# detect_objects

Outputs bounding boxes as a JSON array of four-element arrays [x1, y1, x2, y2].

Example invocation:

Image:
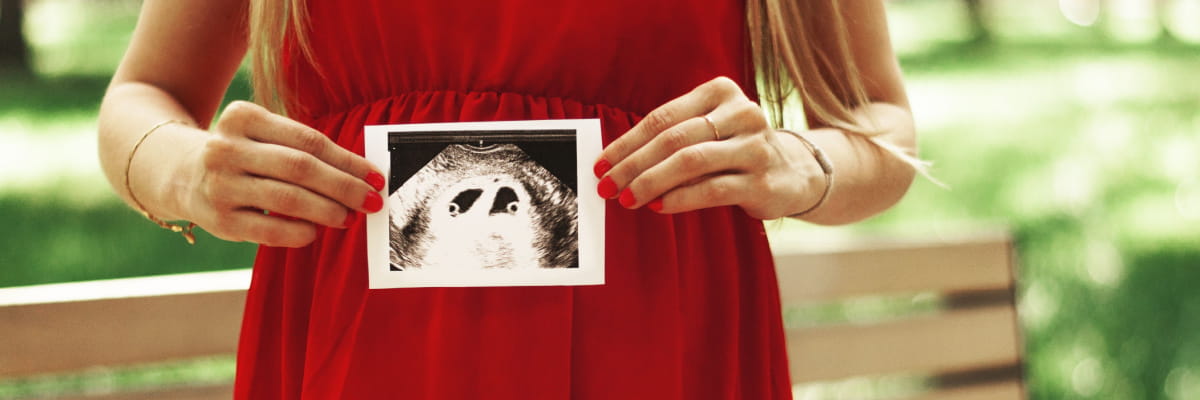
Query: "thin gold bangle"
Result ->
[[124, 119, 197, 244], [778, 129, 834, 218]]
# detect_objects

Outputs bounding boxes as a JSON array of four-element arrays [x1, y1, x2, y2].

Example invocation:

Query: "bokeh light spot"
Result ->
[[1177, 180, 1200, 220], [1072, 357, 1104, 396], [1166, 367, 1200, 399], [1051, 158, 1097, 213], [1084, 239, 1123, 288], [1018, 281, 1060, 332], [1107, 0, 1162, 42], [1165, 0, 1200, 43], [1059, 0, 1101, 26]]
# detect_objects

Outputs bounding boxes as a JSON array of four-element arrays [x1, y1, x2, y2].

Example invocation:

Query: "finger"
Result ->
[[602, 95, 769, 199], [239, 141, 383, 214], [600, 116, 712, 198], [597, 77, 743, 171], [620, 137, 768, 209], [218, 101, 384, 190], [233, 175, 353, 229], [222, 209, 320, 248], [655, 174, 752, 214], [705, 96, 771, 141], [246, 114, 381, 187]]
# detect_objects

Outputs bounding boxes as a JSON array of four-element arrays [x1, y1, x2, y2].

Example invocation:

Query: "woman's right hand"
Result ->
[[176, 101, 385, 248]]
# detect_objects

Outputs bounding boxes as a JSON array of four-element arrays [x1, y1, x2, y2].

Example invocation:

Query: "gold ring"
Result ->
[[703, 115, 721, 141]]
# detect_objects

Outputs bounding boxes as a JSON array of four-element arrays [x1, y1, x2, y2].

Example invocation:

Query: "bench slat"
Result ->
[[774, 237, 1014, 304], [909, 379, 1025, 400], [0, 269, 251, 307], [786, 304, 1021, 383], [0, 290, 245, 376]]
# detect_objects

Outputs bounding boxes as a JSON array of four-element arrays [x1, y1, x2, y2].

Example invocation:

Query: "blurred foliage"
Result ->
[[0, 0, 256, 287], [0, 195, 255, 287], [778, 1, 1200, 399], [1, 0, 1199, 400]]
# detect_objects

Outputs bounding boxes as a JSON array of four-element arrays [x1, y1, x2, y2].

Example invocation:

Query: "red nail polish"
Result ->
[[363, 192, 383, 213], [366, 171, 385, 192], [647, 198, 663, 213], [343, 212, 357, 228], [593, 159, 612, 178], [597, 176, 619, 198], [619, 189, 637, 208]]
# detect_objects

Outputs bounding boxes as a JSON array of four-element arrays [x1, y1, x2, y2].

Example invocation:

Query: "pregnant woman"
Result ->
[[97, 0, 920, 398]]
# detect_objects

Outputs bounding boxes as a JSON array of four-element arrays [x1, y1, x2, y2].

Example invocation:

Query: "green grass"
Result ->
[[0, 356, 235, 399], [0, 75, 111, 123], [4, 1, 1200, 399], [0, 195, 257, 287]]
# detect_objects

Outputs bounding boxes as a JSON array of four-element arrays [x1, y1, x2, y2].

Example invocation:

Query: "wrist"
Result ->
[[775, 128, 834, 218], [130, 122, 206, 222]]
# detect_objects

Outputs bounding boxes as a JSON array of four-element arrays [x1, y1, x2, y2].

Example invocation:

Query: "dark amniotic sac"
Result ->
[[389, 143, 578, 270]]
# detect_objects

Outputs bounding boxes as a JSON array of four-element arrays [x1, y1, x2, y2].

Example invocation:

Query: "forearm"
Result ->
[[786, 102, 917, 225], [97, 82, 207, 221], [97, 0, 249, 222]]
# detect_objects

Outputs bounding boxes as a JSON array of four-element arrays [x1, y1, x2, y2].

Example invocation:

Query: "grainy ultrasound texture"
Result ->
[[389, 144, 577, 270]]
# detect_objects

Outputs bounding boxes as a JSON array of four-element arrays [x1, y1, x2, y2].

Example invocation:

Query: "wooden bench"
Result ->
[[774, 232, 1025, 399], [0, 234, 1022, 399], [0, 270, 248, 399]]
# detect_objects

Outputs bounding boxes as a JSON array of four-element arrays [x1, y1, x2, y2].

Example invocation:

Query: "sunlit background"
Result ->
[[1, 0, 1199, 399]]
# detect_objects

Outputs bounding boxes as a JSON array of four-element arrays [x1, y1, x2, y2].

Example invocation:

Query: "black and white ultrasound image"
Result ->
[[387, 130, 578, 271]]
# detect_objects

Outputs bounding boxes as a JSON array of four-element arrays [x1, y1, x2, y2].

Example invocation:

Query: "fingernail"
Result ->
[[619, 189, 637, 209], [647, 198, 663, 213], [366, 171, 385, 192], [597, 176, 619, 198], [593, 159, 612, 178], [343, 212, 357, 228], [363, 192, 383, 213]]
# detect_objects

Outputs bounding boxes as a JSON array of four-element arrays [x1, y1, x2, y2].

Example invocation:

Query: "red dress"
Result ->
[[234, 1, 793, 398]]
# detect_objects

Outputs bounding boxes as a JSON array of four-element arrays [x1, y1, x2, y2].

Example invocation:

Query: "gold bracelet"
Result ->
[[124, 119, 197, 244], [778, 129, 834, 218]]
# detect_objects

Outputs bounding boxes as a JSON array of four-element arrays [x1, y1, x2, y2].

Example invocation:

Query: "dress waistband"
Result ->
[[300, 89, 644, 124]]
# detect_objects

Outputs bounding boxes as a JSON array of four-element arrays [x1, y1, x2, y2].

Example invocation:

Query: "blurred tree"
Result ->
[[0, 0, 30, 75], [1154, 0, 1179, 43], [964, 0, 991, 43]]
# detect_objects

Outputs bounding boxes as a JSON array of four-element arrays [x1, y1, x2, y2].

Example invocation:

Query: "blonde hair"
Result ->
[[746, 0, 930, 173], [250, 0, 924, 170], [248, 0, 310, 114]]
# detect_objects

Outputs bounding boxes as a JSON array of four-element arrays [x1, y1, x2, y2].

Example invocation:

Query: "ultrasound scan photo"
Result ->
[[387, 132, 578, 271], [365, 120, 604, 288]]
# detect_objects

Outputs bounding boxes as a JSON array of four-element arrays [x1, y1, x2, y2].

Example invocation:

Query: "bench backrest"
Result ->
[[773, 233, 1025, 399], [0, 234, 1023, 399], [0, 270, 248, 399]]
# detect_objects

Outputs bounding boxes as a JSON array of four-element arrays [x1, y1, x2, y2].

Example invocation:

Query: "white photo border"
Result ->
[[364, 119, 605, 288]]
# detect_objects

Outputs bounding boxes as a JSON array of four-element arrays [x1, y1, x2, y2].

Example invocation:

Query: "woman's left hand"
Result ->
[[593, 76, 824, 220]]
